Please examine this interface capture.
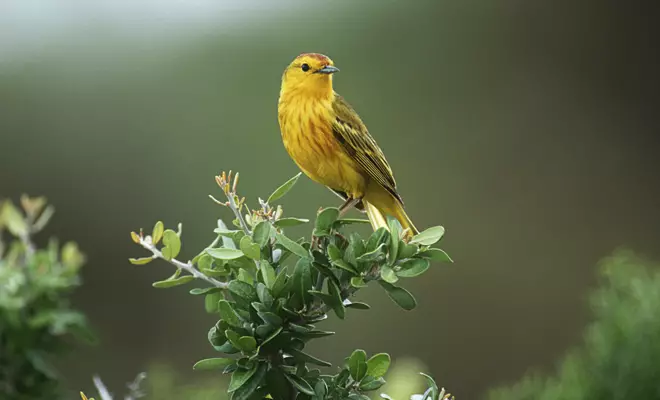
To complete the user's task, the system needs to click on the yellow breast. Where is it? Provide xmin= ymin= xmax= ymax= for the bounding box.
xmin=278 ymin=97 xmax=366 ymax=198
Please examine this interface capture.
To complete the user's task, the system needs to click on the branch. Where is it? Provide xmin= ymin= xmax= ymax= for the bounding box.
xmin=137 ymin=236 xmax=228 ymax=289
xmin=211 ymin=171 xmax=252 ymax=235
xmin=92 ymin=375 xmax=113 ymax=400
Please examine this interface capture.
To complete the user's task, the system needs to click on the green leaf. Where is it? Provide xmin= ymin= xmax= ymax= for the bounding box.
xmin=409 ymin=226 xmax=445 ymax=246
xmin=129 ymin=257 xmax=153 ymax=265
xmin=205 ymin=291 xmax=224 ymax=313
xmin=327 ymin=243 xmax=343 ymax=261
xmin=315 ymin=207 xmax=339 ymax=235
xmin=197 ymin=253 xmax=214 ymax=269
xmin=218 ymin=300 xmax=243 ymax=327
xmin=288 ymin=348 xmax=332 ymax=367
xmin=359 ymin=377 xmax=386 ymax=391
xmin=271 ymin=267 xmax=289 ymax=298
xmin=229 ymin=362 xmax=258 ymax=392
xmin=252 ymin=221 xmax=272 ymax=248
xmin=193 ymin=357 xmax=235 ymax=370
xmin=228 ymin=280 xmax=257 ymax=302
xmin=396 ymin=258 xmax=430 ymax=278
xmin=273 ymin=217 xmax=309 ymax=228
xmin=225 ymin=329 xmax=242 ymax=349
xmin=387 ymin=217 xmax=401 ymax=265
xmin=418 ymin=248 xmax=453 ymax=263
xmin=314 ymin=380 xmax=328 ymax=398
xmin=366 ymin=353 xmax=391 ymax=378
xmin=366 ymin=227 xmax=390 ymax=252
xmin=350 ymin=277 xmax=367 ymax=288
xmin=152 ymin=275 xmax=194 ymax=288
xmin=237 ymin=269 xmax=254 ymax=285
xmin=240 ymin=236 xmax=261 ymax=260
xmin=231 ymin=362 xmax=268 ymax=400
xmin=266 ymin=368 xmax=293 ymax=400
xmin=344 ymin=301 xmax=370 ymax=310
xmin=357 ymin=243 xmax=387 ymax=263
xmin=275 ymin=232 xmax=310 ymax=260
xmin=267 ymin=172 xmax=302 ymax=203
xmin=0 ymin=200 xmax=28 ymax=237
xmin=258 ymin=312 xmax=283 ymax=327
xmin=328 ymin=280 xmax=345 ymax=319
xmin=161 ymin=229 xmax=181 ymax=260
xmin=420 ymin=372 xmax=439 ymax=400
xmin=263 ymin=325 xmax=284 ymax=343
xmin=152 ymin=221 xmax=164 ymax=245
xmin=397 ymin=241 xmax=418 ymax=260
xmin=312 ymin=262 xmax=340 ymax=286
xmin=293 ymin=258 xmax=313 ymax=307
xmin=189 ymin=287 xmax=223 ymax=295
xmin=238 ymin=336 xmax=257 ymax=353
xmin=348 ymin=349 xmax=368 ymax=381
xmin=283 ymin=372 xmax=315 ymax=395
xmin=202 ymin=267 xmax=230 ymax=278
xmin=207 ymin=247 xmax=244 ymax=260
xmin=380 ymin=266 xmax=398 ymax=283
xmin=299 ymin=330 xmax=335 ymax=339
xmin=256 ymin=283 xmax=273 ymax=306
xmin=333 ymin=218 xmax=371 ymax=227
xmin=261 ymin=261 xmax=276 ymax=289
xmin=378 ymin=281 xmax=417 ymax=310
xmin=327 ymin=243 xmax=358 ymax=274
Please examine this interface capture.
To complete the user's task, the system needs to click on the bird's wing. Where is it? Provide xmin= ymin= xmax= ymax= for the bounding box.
xmin=331 ymin=94 xmax=403 ymax=205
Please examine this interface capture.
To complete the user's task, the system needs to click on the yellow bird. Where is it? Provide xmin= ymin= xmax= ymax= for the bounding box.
xmin=277 ymin=53 xmax=418 ymax=237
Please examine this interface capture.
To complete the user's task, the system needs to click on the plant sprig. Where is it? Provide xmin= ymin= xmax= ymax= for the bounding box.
xmin=128 ymin=171 xmax=453 ymax=400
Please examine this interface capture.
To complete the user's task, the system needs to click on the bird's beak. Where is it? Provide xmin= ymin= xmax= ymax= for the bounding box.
xmin=315 ymin=65 xmax=340 ymax=74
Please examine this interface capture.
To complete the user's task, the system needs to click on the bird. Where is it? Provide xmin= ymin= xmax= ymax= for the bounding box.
xmin=277 ymin=53 xmax=418 ymax=238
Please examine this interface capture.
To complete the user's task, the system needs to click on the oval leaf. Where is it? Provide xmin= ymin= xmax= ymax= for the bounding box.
xmin=275 ymin=233 xmax=310 ymax=260
xmin=348 ymin=349 xmax=367 ymax=381
xmin=207 ymin=248 xmax=244 ymax=260
xmin=218 ymin=300 xmax=243 ymax=327
xmin=232 ymin=363 xmax=268 ymax=400
xmin=283 ymin=372 xmax=315 ymax=395
xmin=396 ymin=258 xmax=430 ymax=278
xmin=378 ymin=281 xmax=417 ymax=310
xmin=152 ymin=221 xmax=164 ymax=245
xmin=315 ymin=207 xmax=339 ymax=234
xmin=418 ymin=248 xmax=453 ymax=263
xmin=152 ymin=275 xmax=194 ymax=288
xmin=193 ymin=357 xmax=235 ymax=371
xmin=366 ymin=353 xmax=391 ymax=378
xmin=238 ymin=336 xmax=257 ymax=353
xmin=228 ymin=280 xmax=257 ymax=302
xmin=239 ymin=236 xmax=261 ymax=260
xmin=161 ymin=229 xmax=181 ymax=260
xmin=252 ymin=221 xmax=272 ymax=248
xmin=129 ymin=257 xmax=153 ymax=265
xmin=229 ymin=363 xmax=258 ymax=392
xmin=267 ymin=173 xmax=302 ymax=203
xmin=273 ymin=217 xmax=309 ymax=228
xmin=409 ymin=226 xmax=445 ymax=246
xmin=380 ymin=266 xmax=398 ymax=283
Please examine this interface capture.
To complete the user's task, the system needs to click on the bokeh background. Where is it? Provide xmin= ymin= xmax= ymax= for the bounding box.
xmin=1 ymin=0 xmax=659 ymax=398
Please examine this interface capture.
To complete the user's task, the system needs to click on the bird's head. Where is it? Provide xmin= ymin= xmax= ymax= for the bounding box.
xmin=280 ymin=53 xmax=339 ymax=98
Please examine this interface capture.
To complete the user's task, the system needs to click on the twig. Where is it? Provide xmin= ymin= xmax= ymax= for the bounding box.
xmin=227 ymin=192 xmax=251 ymax=235
xmin=92 ymin=375 xmax=113 ymax=400
xmin=124 ymin=372 xmax=147 ymax=400
xmin=137 ymin=236 xmax=228 ymax=289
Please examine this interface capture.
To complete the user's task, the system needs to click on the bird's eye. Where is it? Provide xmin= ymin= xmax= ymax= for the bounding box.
xmin=301 ymin=63 xmax=310 ymax=72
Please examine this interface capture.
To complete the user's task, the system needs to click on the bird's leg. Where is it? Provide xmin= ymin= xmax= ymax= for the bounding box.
xmin=338 ymin=197 xmax=361 ymax=218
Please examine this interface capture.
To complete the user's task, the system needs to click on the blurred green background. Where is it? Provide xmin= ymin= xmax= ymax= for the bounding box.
xmin=1 ymin=0 xmax=659 ymax=398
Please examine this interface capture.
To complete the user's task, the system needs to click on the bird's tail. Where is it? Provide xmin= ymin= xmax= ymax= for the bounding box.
xmin=364 ymin=200 xmax=419 ymax=239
